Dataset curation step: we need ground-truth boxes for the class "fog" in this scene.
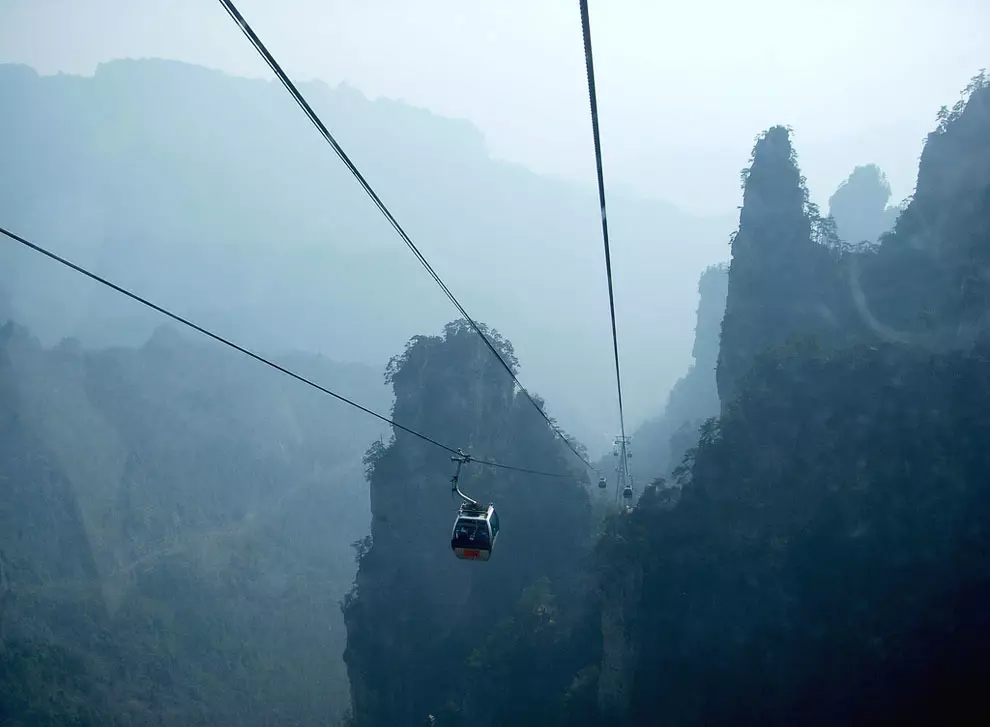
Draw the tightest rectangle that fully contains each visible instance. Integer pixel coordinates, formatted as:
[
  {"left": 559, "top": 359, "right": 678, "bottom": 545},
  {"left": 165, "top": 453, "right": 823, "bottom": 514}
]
[
  {"left": 3, "top": 0, "right": 984, "bottom": 455},
  {"left": 3, "top": 0, "right": 988, "bottom": 213},
  {"left": 1, "top": 3, "right": 990, "bottom": 724},
  {"left": 1, "top": 1, "right": 986, "bottom": 444}
]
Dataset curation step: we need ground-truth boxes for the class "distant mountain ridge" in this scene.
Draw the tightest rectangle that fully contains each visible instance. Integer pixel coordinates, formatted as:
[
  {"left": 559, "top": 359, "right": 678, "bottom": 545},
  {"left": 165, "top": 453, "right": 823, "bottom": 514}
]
[{"left": 0, "top": 58, "right": 733, "bottom": 454}]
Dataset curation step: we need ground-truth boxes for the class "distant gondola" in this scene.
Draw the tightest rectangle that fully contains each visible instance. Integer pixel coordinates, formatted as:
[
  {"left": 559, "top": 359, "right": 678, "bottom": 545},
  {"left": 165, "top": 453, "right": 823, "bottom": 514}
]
[{"left": 597, "top": 476, "right": 608, "bottom": 489}]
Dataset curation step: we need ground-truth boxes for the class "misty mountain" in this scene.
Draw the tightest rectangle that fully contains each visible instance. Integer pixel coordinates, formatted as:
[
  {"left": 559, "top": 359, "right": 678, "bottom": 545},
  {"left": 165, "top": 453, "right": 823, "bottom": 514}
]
[
  {"left": 828, "top": 164, "right": 902, "bottom": 246},
  {"left": 0, "top": 58, "right": 733, "bottom": 455},
  {"left": 0, "top": 319, "right": 390, "bottom": 725},
  {"left": 599, "top": 262, "right": 727, "bottom": 488},
  {"left": 608, "top": 161, "right": 899, "bottom": 493},
  {"left": 342, "top": 320, "right": 594, "bottom": 727},
  {"left": 583, "top": 72, "right": 990, "bottom": 727}
]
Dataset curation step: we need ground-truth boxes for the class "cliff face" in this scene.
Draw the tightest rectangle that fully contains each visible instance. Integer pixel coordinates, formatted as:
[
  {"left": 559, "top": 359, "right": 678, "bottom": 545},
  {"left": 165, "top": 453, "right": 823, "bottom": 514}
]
[
  {"left": 660, "top": 263, "right": 729, "bottom": 469},
  {"left": 621, "top": 344, "right": 990, "bottom": 726},
  {"left": 342, "top": 320, "right": 592, "bottom": 727},
  {"left": 853, "top": 77, "right": 990, "bottom": 349},
  {"left": 596, "top": 562, "right": 642, "bottom": 720},
  {"left": 891, "top": 76, "right": 990, "bottom": 329},
  {"left": 716, "top": 126, "right": 818, "bottom": 405},
  {"left": 597, "top": 263, "right": 728, "bottom": 490},
  {"left": 828, "top": 164, "right": 901, "bottom": 246},
  {"left": 584, "top": 72, "right": 990, "bottom": 727},
  {"left": 900, "top": 75, "right": 990, "bottom": 260}
]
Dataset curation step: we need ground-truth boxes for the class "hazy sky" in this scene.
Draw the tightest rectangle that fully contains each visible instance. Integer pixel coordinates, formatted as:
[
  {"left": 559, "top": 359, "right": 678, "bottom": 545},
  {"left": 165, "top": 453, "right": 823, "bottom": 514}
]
[{"left": 1, "top": 0, "right": 987, "bottom": 217}]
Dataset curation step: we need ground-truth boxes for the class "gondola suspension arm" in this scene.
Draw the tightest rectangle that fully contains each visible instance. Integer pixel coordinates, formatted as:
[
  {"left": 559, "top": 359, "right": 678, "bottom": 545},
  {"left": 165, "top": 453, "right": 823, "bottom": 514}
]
[{"left": 450, "top": 449, "right": 477, "bottom": 506}]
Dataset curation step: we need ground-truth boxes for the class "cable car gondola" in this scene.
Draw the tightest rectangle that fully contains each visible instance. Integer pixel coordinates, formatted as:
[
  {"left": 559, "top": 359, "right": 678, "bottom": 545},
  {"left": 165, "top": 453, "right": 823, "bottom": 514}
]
[
  {"left": 597, "top": 476, "right": 608, "bottom": 489},
  {"left": 448, "top": 450, "right": 500, "bottom": 562},
  {"left": 622, "top": 484, "right": 633, "bottom": 499},
  {"left": 451, "top": 501, "right": 499, "bottom": 561}
]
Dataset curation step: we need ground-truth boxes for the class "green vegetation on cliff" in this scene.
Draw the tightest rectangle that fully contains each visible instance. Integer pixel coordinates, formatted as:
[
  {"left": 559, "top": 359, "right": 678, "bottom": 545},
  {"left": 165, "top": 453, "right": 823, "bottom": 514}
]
[
  {"left": 0, "top": 322, "right": 387, "bottom": 726},
  {"left": 3, "top": 46, "right": 990, "bottom": 727},
  {"left": 586, "top": 72, "right": 990, "bottom": 727},
  {"left": 342, "top": 320, "right": 595, "bottom": 727}
]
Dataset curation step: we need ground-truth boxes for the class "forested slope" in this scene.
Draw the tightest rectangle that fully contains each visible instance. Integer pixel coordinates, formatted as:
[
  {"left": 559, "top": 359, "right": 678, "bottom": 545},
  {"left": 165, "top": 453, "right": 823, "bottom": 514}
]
[
  {"left": 621, "top": 156, "right": 903, "bottom": 492},
  {"left": 342, "top": 320, "right": 596, "bottom": 727},
  {"left": 0, "top": 321, "right": 388, "bottom": 726},
  {"left": 335, "top": 70, "right": 990, "bottom": 727},
  {"left": 3, "top": 52, "right": 988, "bottom": 727},
  {"left": 586, "top": 72, "right": 990, "bottom": 727}
]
